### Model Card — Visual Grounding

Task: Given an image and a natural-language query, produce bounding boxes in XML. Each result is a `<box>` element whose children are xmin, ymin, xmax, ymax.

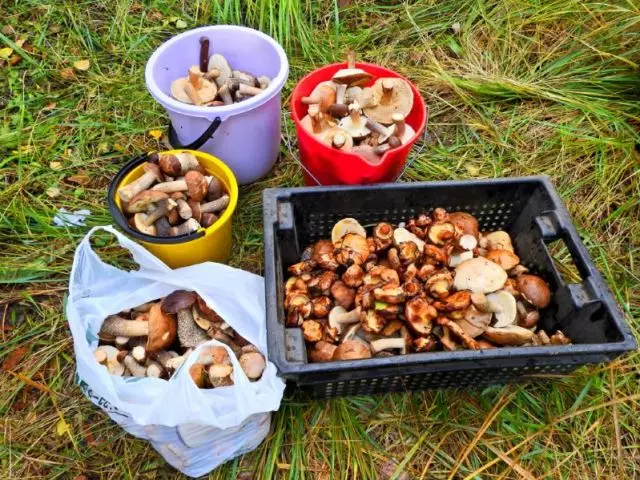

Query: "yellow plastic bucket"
<box><xmin>108</xmin><ymin>149</ymin><xmax>238</xmax><ymax>268</ymax></box>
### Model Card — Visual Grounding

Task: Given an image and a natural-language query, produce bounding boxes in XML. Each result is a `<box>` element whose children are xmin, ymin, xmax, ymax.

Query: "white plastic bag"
<box><xmin>67</xmin><ymin>226</ymin><xmax>285</xmax><ymax>477</ymax></box>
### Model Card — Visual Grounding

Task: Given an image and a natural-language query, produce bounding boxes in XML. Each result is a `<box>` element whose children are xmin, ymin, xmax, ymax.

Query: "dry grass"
<box><xmin>1</xmin><ymin>0</ymin><xmax>639</xmax><ymax>478</ymax></box>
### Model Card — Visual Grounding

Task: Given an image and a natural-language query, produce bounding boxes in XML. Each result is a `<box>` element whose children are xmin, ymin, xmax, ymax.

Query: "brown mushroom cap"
<box><xmin>335</xmin><ymin>233</ymin><xmax>369</xmax><ymax>266</ymax></box>
<box><xmin>486</xmin><ymin>249</ymin><xmax>520</xmax><ymax>271</ymax></box>
<box><xmin>185</xmin><ymin>171</ymin><xmax>207</xmax><ymax>202</ymax></box>
<box><xmin>448</xmin><ymin>212</ymin><xmax>479</xmax><ymax>239</ymax></box>
<box><xmin>363</xmin><ymin>78</ymin><xmax>413</xmax><ymax>125</ymax></box>
<box><xmin>159</xmin><ymin>154</ymin><xmax>182</xmax><ymax>177</ymax></box>
<box><xmin>333</xmin><ymin>339</ymin><xmax>372</xmax><ymax>361</ymax></box>
<box><xmin>200</xmin><ymin>212</ymin><xmax>217</xmax><ymax>228</ymax></box>
<box><xmin>128</xmin><ymin>190</ymin><xmax>169</xmax><ymax>213</ymax></box>
<box><xmin>516</xmin><ymin>274</ymin><xmax>551</xmax><ymax>308</ymax></box>
<box><xmin>162</xmin><ymin>290</ymin><xmax>198</xmax><ymax>314</ymax></box>
<box><xmin>453</xmin><ymin>305</ymin><xmax>492</xmax><ymax>338</ymax></box>
<box><xmin>483</xmin><ymin>325</ymin><xmax>534</xmax><ymax>346</ymax></box>
<box><xmin>147</xmin><ymin>303</ymin><xmax>177</xmax><ymax>352</ymax></box>
<box><xmin>332</xmin><ymin>68</ymin><xmax>372</xmax><ymax>86</ymax></box>
<box><xmin>405</xmin><ymin>297</ymin><xmax>437</xmax><ymax>335</ymax></box>
<box><xmin>308</xmin><ymin>341</ymin><xmax>338</xmax><ymax>363</ymax></box>
<box><xmin>188</xmin><ymin>200</ymin><xmax>202</xmax><ymax>223</ymax></box>
<box><xmin>312</xmin><ymin>239</ymin><xmax>339</xmax><ymax>271</ymax></box>
<box><xmin>239</xmin><ymin>351</ymin><xmax>266</xmax><ymax>380</ymax></box>
<box><xmin>302</xmin><ymin>319</ymin><xmax>324</xmax><ymax>343</ymax></box>
<box><xmin>143</xmin><ymin>162</ymin><xmax>164</xmax><ymax>182</ymax></box>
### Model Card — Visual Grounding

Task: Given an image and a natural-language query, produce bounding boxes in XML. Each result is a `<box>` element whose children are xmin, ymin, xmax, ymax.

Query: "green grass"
<box><xmin>1</xmin><ymin>0</ymin><xmax>639</xmax><ymax>478</ymax></box>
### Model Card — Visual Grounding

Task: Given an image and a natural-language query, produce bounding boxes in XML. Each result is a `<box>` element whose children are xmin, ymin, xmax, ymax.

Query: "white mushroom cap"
<box><xmin>486</xmin><ymin>290</ymin><xmax>517</xmax><ymax>327</ymax></box>
<box><xmin>484</xmin><ymin>231</ymin><xmax>514</xmax><ymax>252</ymax></box>
<box><xmin>449</xmin><ymin>250</ymin><xmax>473</xmax><ymax>268</ymax></box>
<box><xmin>392</xmin><ymin>227</ymin><xmax>426</xmax><ymax>252</ymax></box>
<box><xmin>454</xmin><ymin>257</ymin><xmax>508</xmax><ymax>294</ymax></box>
<box><xmin>331</xmin><ymin>218</ymin><xmax>366</xmax><ymax>245</ymax></box>
<box><xmin>133</xmin><ymin>213</ymin><xmax>157</xmax><ymax>236</ymax></box>
<box><xmin>208</xmin><ymin>53</ymin><xmax>232</xmax><ymax>83</ymax></box>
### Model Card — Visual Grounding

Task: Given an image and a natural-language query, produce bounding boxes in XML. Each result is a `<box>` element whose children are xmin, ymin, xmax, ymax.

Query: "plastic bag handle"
<box><xmin>168</xmin><ymin>117</ymin><xmax>222</xmax><ymax>151</ymax></box>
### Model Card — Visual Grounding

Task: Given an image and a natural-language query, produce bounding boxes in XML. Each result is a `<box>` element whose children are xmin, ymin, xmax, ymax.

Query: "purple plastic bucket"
<box><xmin>145</xmin><ymin>26</ymin><xmax>289</xmax><ymax>185</ymax></box>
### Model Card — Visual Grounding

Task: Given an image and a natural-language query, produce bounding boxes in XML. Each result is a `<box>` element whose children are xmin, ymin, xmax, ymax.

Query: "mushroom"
<box><xmin>433</xmin><ymin>291</ymin><xmax>472</xmax><ymax>312</ymax></box>
<box><xmin>476</xmin><ymin>339</ymin><xmax>497</xmax><ymax>349</ymax></box>
<box><xmin>168</xmin><ymin>218</ymin><xmax>201</xmax><ymax>237</ymax></box>
<box><xmin>118</xmin><ymin>163</ymin><xmax>163</xmax><ymax>202</ymax></box>
<box><xmin>381</xmin><ymin>319</ymin><xmax>404</xmax><ymax>336</ymax></box>
<box><xmin>470</xmin><ymin>292</ymin><xmax>491</xmax><ymax>313</ymax></box>
<box><xmin>208</xmin><ymin>53</ymin><xmax>232</xmax><ymax>85</ymax></box>
<box><xmin>131</xmin><ymin>345</ymin><xmax>147</xmax><ymax>364</ymax></box>
<box><xmin>392</xmin><ymin>227</ymin><xmax>426</xmax><ymax>251</ymax></box>
<box><xmin>127</xmin><ymin>190</ymin><xmax>169</xmax><ymax>213</ymax></box>
<box><xmin>311</xmin><ymin>296</ymin><xmax>332</xmax><ymax>318</ymax></box>
<box><xmin>484</xmin><ymin>231</ymin><xmax>514</xmax><ymax>252</ymax></box>
<box><xmin>372</xmin><ymin>222</ymin><xmax>394</xmax><ymax>251</ymax></box>
<box><xmin>286</xmin><ymin>294</ymin><xmax>313</xmax><ymax>319</ymax></box>
<box><xmin>365</xmin><ymin>118</ymin><xmax>393</xmax><ymax>144</ymax></box>
<box><xmin>550</xmin><ymin>330</ymin><xmax>571</xmax><ymax>345</ymax></box>
<box><xmin>486</xmin><ymin>249</ymin><xmax>520</xmax><ymax>271</ymax></box>
<box><xmin>239</xmin><ymin>351</ymin><xmax>266</xmax><ymax>380</ymax></box>
<box><xmin>302</xmin><ymin>319</ymin><xmax>323</xmax><ymax>343</ymax></box>
<box><xmin>189</xmin><ymin>363</ymin><xmax>209</xmax><ymax>388</ymax></box>
<box><xmin>331</xmin><ymin>218</ymin><xmax>367</xmax><ymax>246</ymax></box>
<box><xmin>414</xmin><ymin>335</ymin><xmax>438</xmax><ymax>352</ymax></box>
<box><xmin>176</xmin><ymin>198</ymin><xmax>192</xmax><ymax>219</ymax></box>
<box><xmin>312</xmin><ymin>239</ymin><xmax>339</xmax><ymax>271</ymax></box>
<box><xmin>208</xmin><ymin>363</ymin><xmax>234</xmax><ymax>387</ymax></box>
<box><xmin>301</xmin><ymin>82</ymin><xmax>336</xmax><ymax>114</ymax></box>
<box><xmin>137</xmin><ymin>199</ymin><xmax>177</xmax><ymax>229</ymax></box>
<box><xmin>237</xmin><ymin>83</ymin><xmax>264</xmax><ymax>97</ymax></box>
<box><xmin>516</xmin><ymin>275</ymin><xmax>551</xmax><ymax>309</ymax></box>
<box><xmin>232</xmin><ymin>70</ymin><xmax>259</xmax><ymax>87</ymax></box>
<box><xmin>391</xmin><ymin>113</ymin><xmax>416</xmax><ymax>144</ymax></box>
<box><xmin>342</xmin><ymin>264</ymin><xmax>364</xmax><ymax>288</ymax></box>
<box><xmin>301</xmin><ymin>104</ymin><xmax>328</xmax><ymax>135</ymax></box>
<box><xmin>486</xmin><ymin>290</ymin><xmax>517</xmax><ymax>327</ymax></box>
<box><xmin>332</xmin><ymin>339</ymin><xmax>372</xmax><ymax>360</ymax></box>
<box><xmin>217</xmin><ymin>83</ymin><xmax>234</xmax><ymax>105</ymax></box>
<box><xmin>153</xmin><ymin>350</ymin><xmax>179</xmax><ymax>370</ymax></box>
<box><xmin>483</xmin><ymin>325</ymin><xmax>534</xmax><ymax>346</ymax></box>
<box><xmin>197</xmin><ymin>194</ymin><xmax>230</xmax><ymax>217</ymax></box>
<box><xmin>207</xmin><ymin>176</ymin><xmax>224</xmax><ymax>201</ymax></box>
<box><xmin>321</xmin><ymin>127</ymin><xmax>354</xmax><ymax>150</ymax></box>
<box><xmin>171</xmin><ymin>67</ymin><xmax>217</xmax><ymax>105</ymax></box>
<box><xmin>360</xmin><ymin>309</ymin><xmax>386</xmax><ymax>333</ymax></box>
<box><xmin>428</xmin><ymin>222</ymin><xmax>457</xmax><ymax>246</ymax></box>
<box><xmin>448</xmin><ymin>250</ymin><xmax>473</xmax><ymax>268</ymax></box>
<box><xmin>425</xmin><ymin>270</ymin><xmax>453</xmax><ymax>299</ymax></box>
<box><xmin>94</xmin><ymin>346</ymin><xmax>125</xmax><ymax>376</ymax></box>
<box><xmin>151</xmin><ymin>170</ymin><xmax>207</xmax><ymax>200</ymax></box>
<box><xmin>338</xmin><ymin>102</ymin><xmax>371</xmax><ymax>140</ymax></box>
<box><xmin>518</xmin><ymin>309</ymin><xmax>540</xmax><ymax>329</ymax></box>
<box><xmin>123</xmin><ymin>354</ymin><xmax>147</xmax><ymax>377</ymax></box>
<box><xmin>114</xmin><ymin>336</ymin><xmax>129</xmax><ymax>349</ymax></box>
<box><xmin>288</xmin><ymin>260</ymin><xmax>317</xmax><ymax>276</ymax></box>
<box><xmin>200</xmin><ymin>212</ymin><xmax>218</xmax><ymax>228</ymax></box>
<box><xmin>374</xmin><ymin>301</ymin><xmax>403</xmax><ymax>319</ymax></box>
<box><xmin>373</xmin><ymin>285</ymin><xmax>406</xmax><ymax>304</ymax></box>
<box><xmin>99</xmin><ymin>304</ymin><xmax>176</xmax><ymax>352</ymax></box>
<box><xmin>453</xmin><ymin>257</ymin><xmax>508</xmax><ymax>293</ymax></box>
<box><xmin>192</xmin><ymin>305</ymin><xmax>213</xmax><ymax>330</ymax></box>
<box><xmin>370</xmin><ymin>328</ymin><xmax>411</xmax><ymax>354</ymax></box>
<box><xmin>405</xmin><ymin>297</ymin><xmax>437</xmax><ymax>335</ymax></box>
<box><xmin>436</xmin><ymin>316</ymin><xmax>480</xmax><ymax>350</ymax></box>
<box><xmin>331</xmin><ymin>50</ymin><xmax>372</xmax><ymax>86</ymax></box>
<box><xmin>448</xmin><ymin>212</ymin><xmax>479</xmax><ymax>239</ymax></box>
<box><xmin>363</xmin><ymin>77</ymin><xmax>413</xmax><ymax>125</ymax></box>
<box><xmin>458</xmin><ymin>234</ymin><xmax>478</xmax><ymax>251</ymax></box>
<box><xmin>328</xmin><ymin>306</ymin><xmax>360</xmax><ymax>334</ymax></box>
<box><xmin>159</xmin><ymin>152</ymin><xmax>201</xmax><ymax>177</ymax></box>
<box><xmin>308</xmin><ymin>341</ymin><xmax>337</xmax><ymax>363</ymax></box>
<box><xmin>453</xmin><ymin>306</ymin><xmax>492</xmax><ymax>338</ymax></box>
<box><xmin>335</xmin><ymin>233</ymin><xmax>369</xmax><ymax>266</ymax></box>
<box><xmin>327</xmin><ymin>84</ymin><xmax>349</xmax><ymax>118</ymax></box>
<box><xmin>397</xmin><ymin>241</ymin><xmax>419</xmax><ymax>265</ymax></box>
<box><xmin>165</xmin><ymin>349</ymin><xmax>193</xmax><ymax>371</ymax></box>
<box><xmin>162</xmin><ymin>290</ymin><xmax>208</xmax><ymax>348</ymax></box>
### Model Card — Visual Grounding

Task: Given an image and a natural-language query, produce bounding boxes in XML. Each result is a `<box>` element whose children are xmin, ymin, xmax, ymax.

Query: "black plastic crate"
<box><xmin>263</xmin><ymin>176</ymin><xmax>636</xmax><ymax>398</ymax></box>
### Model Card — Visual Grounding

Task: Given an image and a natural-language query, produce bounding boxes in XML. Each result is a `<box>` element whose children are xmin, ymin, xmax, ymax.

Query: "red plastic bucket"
<box><xmin>290</xmin><ymin>62</ymin><xmax>427</xmax><ymax>185</ymax></box>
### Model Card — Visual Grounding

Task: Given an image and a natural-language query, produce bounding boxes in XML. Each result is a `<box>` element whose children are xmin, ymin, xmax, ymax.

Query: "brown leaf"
<box><xmin>379</xmin><ymin>461</ymin><xmax>408</xmax><ymax>480</ymax></box>
<box><xmin>15</xmin><ymin>38</ymin><xmax>26</xmax><ymax>48</ymax></box>
<box><xmin>43</xmin><ymin>102</ymin><xmax>57</xmax><ymax>111</ymax></box>
<box><xmin>9</xmin><ymin>54</ymin><xmax>21</xmax><ymax>66</ymax></box>
<box><xmin>73</xmin><ymin>476</ymin><xmax>88</xmax><ymax>480</ymax></box>
<box><xmin>67</xmin><ymin>174</ymin><xmax>90</xmax><ymax>185</ymax></box>
<box><xmin>1</xmin><ymin>25</ymin><xmax>15</xmax><ymax>36</ymax></box>
<box><xmin>2</xmin><ymin>346</ymin><xmax>29</xmax><ymax>371</ymax></box>
<box><xmin>60</xmin><ymin>67</ymin><xmax>76</xmax><ymax>80</ymax></box>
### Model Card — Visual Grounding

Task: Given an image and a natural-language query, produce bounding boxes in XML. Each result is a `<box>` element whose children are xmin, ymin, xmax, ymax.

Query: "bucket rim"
<box><xmin>145</xmin><ymin>25</ymin><xmax>289</xmax><ymax>120</ymax></box>
<box><xmin>108</xmin><ymin>149</ymin><xmax>239</xmax><ymax>245</ymax></box>
<box><xmin>290</xmin><ymin>61</ymin><xmax>427</xmax><ymax>166</ymax></box>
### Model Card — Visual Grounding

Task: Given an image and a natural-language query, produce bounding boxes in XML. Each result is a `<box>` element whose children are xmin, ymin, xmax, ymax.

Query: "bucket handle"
<box><xmin>284</xmin><ymin>112</ymin><xmax>428</xmax><ymax>185</ymax></box>
<box><xmin>168</xmin><ymin>116</ymin><xmax>222</xmax><ymax>151</ymax></box>
<box><xmin>107</xmin><ymin>152</ymin><xmax>206</xmax><ymax>244</ymax></box>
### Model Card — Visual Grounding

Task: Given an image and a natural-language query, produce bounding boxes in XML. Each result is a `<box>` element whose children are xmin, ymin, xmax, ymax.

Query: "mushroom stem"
<box><xmin>146</xmin><ymin>360</ymin><xmax>165</xmax><ymax>378</ymax></box>
<box><xmin>124</xmin><ymin>355</ymin><xmax>147</xmax><ymax>377</ymax></box>
<box><xmin>177</xmin><ymin>308</ymin><xmax>210</xmax><ymax>347</ymax></box>
<box><xmin>165</xmin><ymin>349</ymin><xmax>193</xmax><ymax>371</ymax></box>
<box><xmin>369</xmin><ymin>337</ymin><xmax>405</xmax><ymax>353</ymax></box>
<box><xmin>233</xmin><ymin>70</ymin><xmax>258</xmax><ymax>86</ymax></box>
<box><xmin>217</xmin><ymin>83</ymin><xmax>233</xmax><ymax>105</ymax></box>
<box><xmin>308</xmin><ymin>104</ymin><xmax>323</xmax><ymax>133</ymax></box>
<box><xmin>169</xmin><ymin>218</ymin><xmax>201</xmax><ymax>236</ymax></box>
<box><xmin>114</xmin><ymin>336</ymin><xmax>129</xmax><ymax>349</ymax></box>
<box><xmin>184</xmin><ymin>82</ymin><xmax>202</xmax><ymax>105</ymax></box>
<box><xmin>152</xmin><ymin>180</ymin><xmax>188</xmax><ymax>193</ymax></box>
<box><xmin>392</xmin><ymin>113</ymin><xmax>405</xmax><ymax>137</ymax></box>
<box><xmin>335</xmin><ymin>309</ymin><xmax>360</xmax><ymax>324</ymax></box>
<box><xmin>188</xmin><ymin>67</ymin><xmax>202</xmax><ymax>88</ymax></box>
<box><xmin>176</xmin><ymin>198</ymin><xmax>192</xmax><ymax>219</ymax></box>
<box><xmin>258</xmin><ymin>76</ymin><xmax>270</xmax><ymax>89</ymax></box>
<box><xmin>142</xmin><ymin>199</ymin><xmax>176</xmax><ymax>226</ymax></box>
<box><xmin>347</xmin><ymin>49</ymin><xmax>356</xmax><ymax>69</ymax></box>
<box><xmin>365</xmin><ymin>118</ymin><xmax>392</xmax><ymax>143</ymax></box>
<box><xmin>119</xmin><ymin>171</ymin><xmax>157</xmax><ymax>202</ymax></box>
<box><xmin>238</xmin><ymin>84</ymin><xmax>263</xmax><ymax>96</ymax></box>
<box><xmin>131</xmin><ymin>345</ymin><xmax>147</xmax><ymax>364</ymax></box>
<box><xmin>155</xmin><ymin>216</ymin><xmax>171</xmax><ymax>236</ymax></box>
<box><xmin>101</xmin><ymin>316</ymin><xmax>149</xmax><ymax>337</ymax></box>
<box><xmin>349</xmin><ymin>104</ymin><xmax>362</xmax><ymax>124</ymax></box>
<box><xmin>203</xmin><ymin>69</ymin><xmax>220</xmax><ymax>81</ymax></box>
<box><xmin>374</xmin><ymin>144</ymin><xmax>391</xmax><ymax>156</ymax></box>
<box><xmin>200</xmin><ymin>194</ymin><xmax>230</xmax><ymax>214</ymax></box>
<box><xmin>332</xmin><ymin>133</ymin><xmax>347</xmax><ymax>149</ymax></box>
<box><xmin>381</xmin><ymin>78</ymin><xmax>394</xmax><ymax>105</ymax></box>
<box><xmin>153</xmin><ymin>350</ymin><xmax>179</xmax><ymax>369</ymax></box>
<box><xmin>336</xmin><ymin>84</ymin><xmax>346</xmax><ymax>105</ymax></box>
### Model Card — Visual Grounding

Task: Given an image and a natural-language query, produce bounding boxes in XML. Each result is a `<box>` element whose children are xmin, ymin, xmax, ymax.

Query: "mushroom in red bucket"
<box><xmin>363</xmin><ymin>77</ymin><xmax>413</xmax><ymax>125</ymax></box>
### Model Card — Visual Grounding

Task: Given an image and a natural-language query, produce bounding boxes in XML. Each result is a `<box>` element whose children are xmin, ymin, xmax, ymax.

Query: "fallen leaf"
<box><xmin>146</xmin><ymin>10</ymin><xmax>163</xmax><ymax>21</ymax></box>
<box><xmin>67</xmin><ymin>174</ymin><xmax>90</xmax><ymax>185</ymax></box>
<box><xmin>73</xmin><ymin>476</ymin><xmax>88</xmax><ymax>480</ymax></box>
<box><xmin>148</xmin><ymin>129</ymin><xmax>163</xmax><ymax>140</ymax></box>
<box><xmin>49</xmin><ymin>161</ymin><xmax>62</xmax><ymax>169</ymax></box>
<box><xmin>60</xmin><ymin>67</ymin><xmax>76</xmax><ymax>80</ymax></box>
<box><xmin>1</xmin><ymin>25</ymin><xmax>15</xmax><ymax>36</ymax></box>
<box><xmin>9</xmin><ymin>55</ymin><xmax>22</xmax><ymax>66</ymax></box>
<box><xmin>0</xmin><ymin>47</ymin><xmax>13</xmax><ymax>59</ymax></box>
<box><xmin>15</xmin><ymin>38</ymin><xmax>26</xmax><ymax>48</ymax></box>
<box><xmin>175</xmin><ymin>19</ymin><xmax>188</xmax><ymax>29</ymax></box>
<box><xmin>46</xmin><ymin>186</ymin><xmax>61</xmax><ymax>198</ymax></box>
<box><xmin>74</xmin><ymin>59</ymin><xmax>90</xmax><ymax>71</ymax></box>
<box><xmin>49</xmin><ymin>24</ymin><xmax>62</xmax><ymax>34</ymax></box>
<box><xmin>466</xmin><ymin>165</ymin><xmax>481</xmax><ymax>176</ymax></box>
<box><xmin>2</xmin><ymin>346</ymin><xmax>29</xmax><ymax>371</ymax></box>
<box><xmin>56</xmin><ymin>418</ymin><xmax>71</xmax><ymax>436</ymax></box>
<box><xmin>43</xmin><ymin>102</ymin><xmax>57</xmax><ymax>112</ymax></box>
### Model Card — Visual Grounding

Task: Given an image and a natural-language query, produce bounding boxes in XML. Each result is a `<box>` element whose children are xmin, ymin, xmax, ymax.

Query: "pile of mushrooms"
<box><xmin>94</xmin><ymin>291</ymin><xmax>266</xmax><ymax>388</ymax></box>
<box><xmin>170</xmin><ymin>36</ymin><xmax>271</xmax><ymax>107</ymax></box>
<box><xmin>300</xmin><ymin>51</ymin><xmax>415</xmax><ymax>162</ymax></box>
<box><xmin>284</xmin><ymin>210</ymin><xmax>572</xmax><ymax>363</ymax></box>
<box><xmin>117</xmin><ymin>151</ymin><xmax>229</xmax><ymax>237</ymax></box>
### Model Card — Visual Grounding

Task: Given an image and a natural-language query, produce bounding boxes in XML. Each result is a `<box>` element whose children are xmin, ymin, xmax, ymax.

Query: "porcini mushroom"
<box><xmin>391</xmin><ymin>113</ymin><xmax>415</xmax><ymax>144</ymax></box>
<box><xmin>301</xmin><ymin>82</ymin><xmax>336</xmax><ymax>114</ymax></box>
<box><xmin>363</xmin><ymin>77</ymin><xmax>413</xmax><ymax>125</ymax></box>
<box><xmin>94</xmin><ymin>345</ymin><xmax>125</xmax><ymax>376</ymax></box>
<box><xmin>486</xmin><ymin>290</ymin><xmax>517</xmax><ymax>327</ymax></box>
<box><xmin>118</xmin><ymin>163</ymin><xmax>163</xmax><ymax>202</ymax></box>
<box><xmin>365</xmin><ymin>118</ymin><xmax>393</xmax><ymax>144</ymax></box>
<box><xmin>99</xmin><ymin>304</ymin><xmax>177</xmax><ymax>352</ymax></box>
<box><xmin>484</xmin><ymin>231</ymin><xmax>514</xmax><ymax>252</ymax></box>
<box><xmin>453</xmin><ymin>305</ymin><xmax>492</xmax><ymax>338</ymax></box>
<box><xmin>486</xmin><ymin>249</ymin><xmax>520</xmax><ymax>271</ymax></box>
<box><xmin>189</xmin><ymin>363</ymin><xmax>209</xmax><ymax>388</ymax></box>
<box><xmin>308</xmin><ymin>341</ymin><xmax>337</xmax><ymax>363</ymax></box>
<box><xmin>168</xmin><ymin>218</ymin><xmax>201</xmax><ymax>237</ymax></box>
<box><xmin>208</xmin><ymin>53</ymin><xmax>232</xmax><ymax>85</ymax></box>
<box><xmin>448</xmin><ymin>212</ymin><xmax>479</xmax><ymax>239</ymax></box>
<box><xmin>199</xmin><ymin>194</ymin><xmax>230</xmax><ymax>214</ymax></box>
<box><xmin>239</xmin><ymin>351</ymin><xmax>266</xmax><ymax>380</ymax></box>
<box><xmin>483</xmin><ymin>325</ymin><xmax>534</xmax><ymax>346</ymax></box>
<box><xmin>328</xmin><ymin>306</ymin><xmax>360</xmax><ymax>334</ymax></box>
<box><xmin>321</xmin><ymin>127</ymin><xmax>353</xmax><ymax>150</ymax></box>
<box><xmin>127</xmin><ymin>190</ymin><xmax>169</xmax><ymax>213</ymax></box>
<box><xmin>453</xmin><ymin>257</ymin><xmax>508</xmax><ymax>294</ymax></box>
<box><xmin>162</xmin><ymin>290</ymin><xmax>208</xmax><ymax>348</ymax></box>
<box><xmin>370</xmin><ymin>328</ymin><xmax>411</xmax><ymax>354</ymax></box>
<box><xmin>208</xmin><ymin>363</ymin><xmax>234</xmax><ymax>387</ymax></box>
<box><xmin>159</xmin><ymin>152</ymin><xmax>201</xmax><ymax>177</ymax></box>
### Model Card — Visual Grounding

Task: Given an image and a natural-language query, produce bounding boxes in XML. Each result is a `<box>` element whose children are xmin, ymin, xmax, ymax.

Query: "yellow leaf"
<box><xmin>0</xmin><ymin>47</ymin><xmax>13</xmax><ymax>59</ymax></box>
<box><xmin>56</xmin><ymin>418</ymin><xmax>71</xmax><ymax>436</ymax></box>
<box><xmin>74</xmin><ymin>59</ymin><xmax>90</xmax><ymax>71</ymax></box>
<box><xmin>149</xmin><ymin>129</ymin><xmax>163</xmax><ymax>140</ymax></box>
<box><xmin>49</xmin><ymin>161</ymin><xmax>62</xmax><ymax>170</ymax></box>
<box><xmin>46</xmin><ymin>186</ymin><xmax>61</xmax><ymax>198</ymax></box>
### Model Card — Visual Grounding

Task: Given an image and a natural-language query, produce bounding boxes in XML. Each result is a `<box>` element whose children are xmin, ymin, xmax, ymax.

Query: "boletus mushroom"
<box><xmin>162</xmin><ymin>290</ymin><xmax>209</xmax><ymax>348</ymax></box>
<box><xmin>99</xmin><ymin>304</ymin><xmax>177</xmax><ymax>352</ymax></box>
<box><xmin>363</xmin><ymin>77</ymin><xmax>413</xmax><ymax>125</ymax></box>
<box><xmin>332</xmin><ymin>339</ymin><xmax>372</xmax><ymax>361</ymax></box>
<box><xmin>170</xmin><ymin>66</ymin><xmax>217</xmax><ymax>105</ymax></box>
